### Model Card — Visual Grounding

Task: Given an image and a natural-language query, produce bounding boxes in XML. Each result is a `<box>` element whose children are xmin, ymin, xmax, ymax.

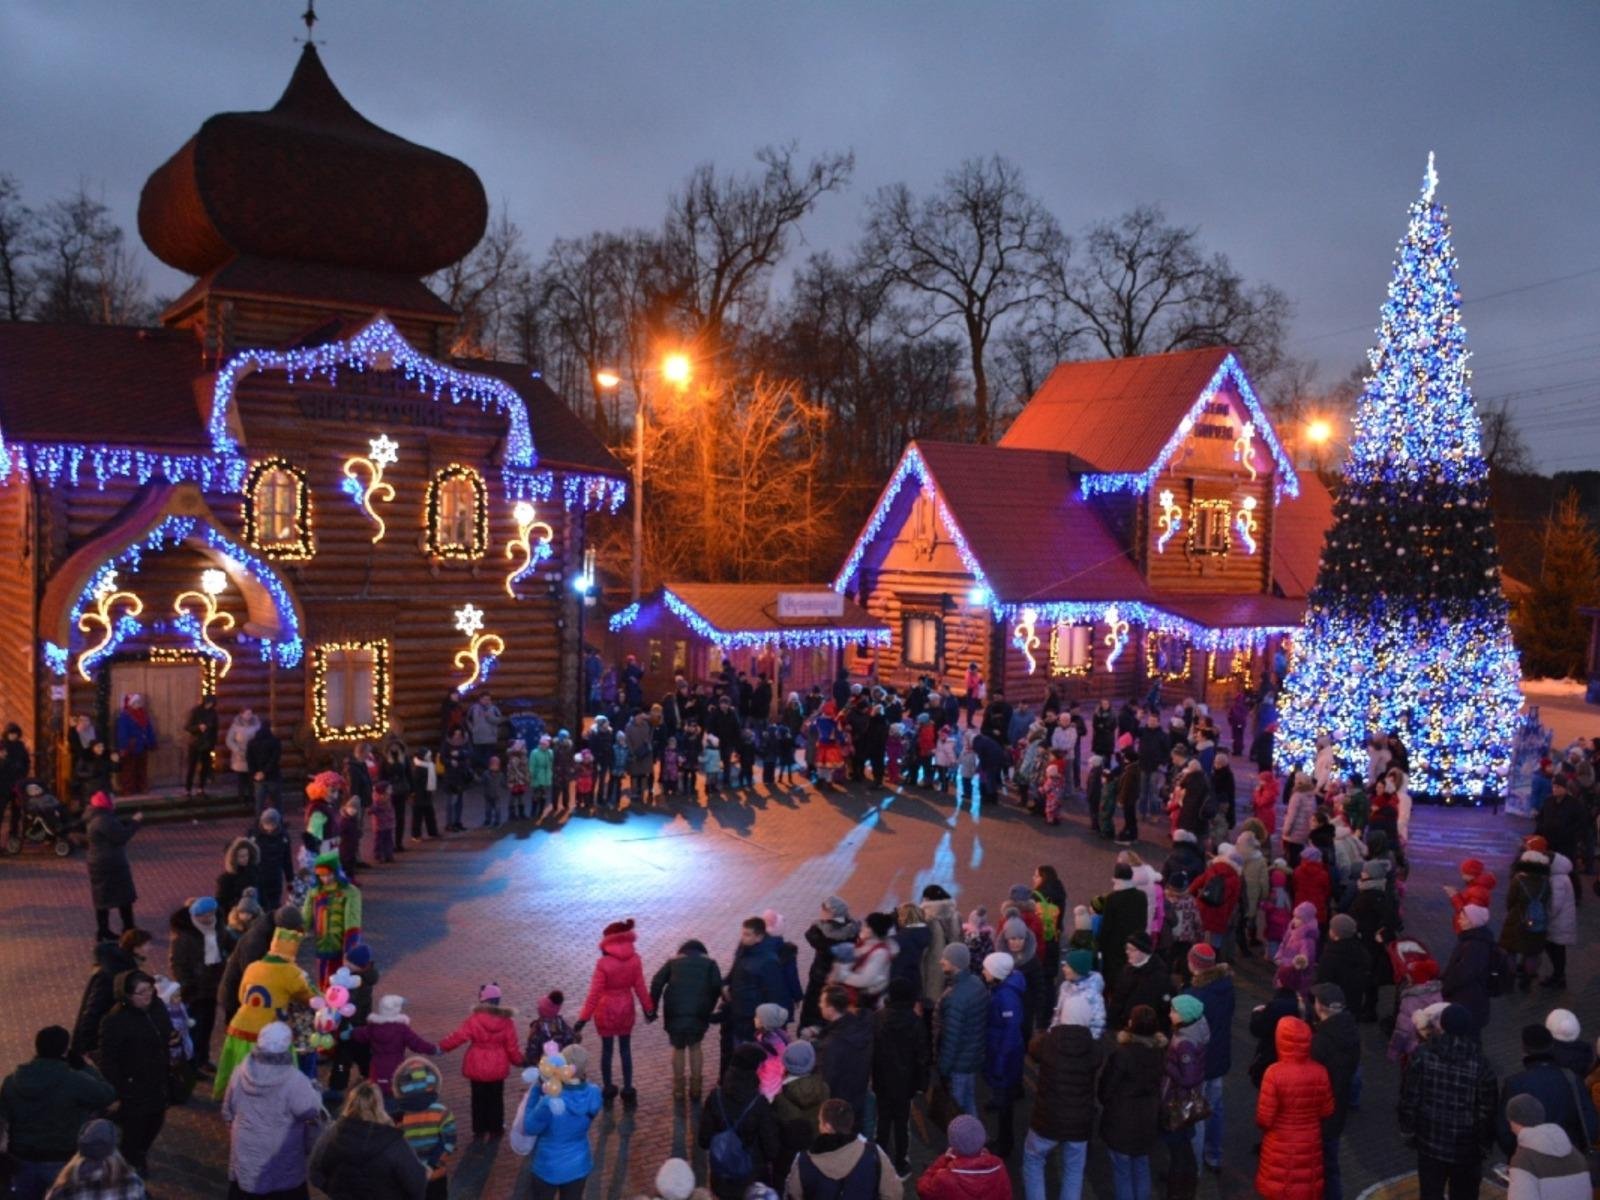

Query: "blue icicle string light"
<box><xmin>0</xmin><ymin>438</ymin><xmax>247</xmax><ymax>493</ymax></box>
<box><xmin>607</xmin><ymin>602</ymin><xmax>641</xmax><ymax>634</ymax></box>
<box><xmin>610</xmin><ymin>590</ymin><xmax>892</xmax><ymax>652</ymax></box>
<box><xmin>1276</xmin><ymin>154</ymin><xmax>1521</xmax><ymax>800</ymax></box>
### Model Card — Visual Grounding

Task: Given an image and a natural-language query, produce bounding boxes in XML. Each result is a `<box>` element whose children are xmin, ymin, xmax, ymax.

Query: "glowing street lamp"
<box><xmin>1306</xmin><ymin>418</ymin><xmax>1333</xmax><ymax>446</ymax></box>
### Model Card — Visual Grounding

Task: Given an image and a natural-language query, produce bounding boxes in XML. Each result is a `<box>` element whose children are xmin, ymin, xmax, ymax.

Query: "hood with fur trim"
<box><xmin>222</xmin><ymin>835</ymin><xmax>260</xmax><ymax>875</ymax></box>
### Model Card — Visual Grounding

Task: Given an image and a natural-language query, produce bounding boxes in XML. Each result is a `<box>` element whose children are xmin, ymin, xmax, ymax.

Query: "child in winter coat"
<box><xmin>775</xmin><ymin>724</ymin><xmax>797</xmax><ymax>785</ymax></box>
<box><xmin>505</xmin><ymin>739</ymin><xmax>530</xmax><ymax>821</ymax></box>
<box><xmin>574</xmin><ymin>749</ymin><xmax>596</xmax><ymax>808</ymax></box>
<box><xmin>964</xmin><ymin>907</ymin><xmax>997</xmax><ymax>963</ymax></box>
<box><xmin>336</xmin><ymin>799</ymin><xmax>362</xmax><ymax>881</ymax></box>
<box><xmin>1253</xmin><ymin>770</ymin><xmax>1279</xmax><ymax>838</ymax></box>
<box><xmin>701</xmin><ymin>736</ymin><xmax>722</xmax><ymax>796</ymax></box>
<box><xmin>1385</xmin><ymin>957</ymin><xmax>1444</xmax><ymax>1067</ymax></box>
<box><xmin>528</xmin><ymin>735</ymin><xmax>554</xmax><ymax>821</ymax></box>
<box><xmin>660</xmin><ymin>737</ymin><xmax>681</xmax><ymax>795</ymax></box>
<box><xmin>481</xmin><ymin>755</ymin><xmax>505</xmax><ymax>828</ymax></box>
<box><xmin>1292</xmin><ymin>847</ymin><xmax>1334</xmax><ymax>925</ymax></box>
<box><xmin>551</xmin><ymin>730</ymin><xmax>575</xmax><ymax>811</ymax></box>
<box><xmin>355</xmin><ymin>994</ymin><xmax>440</xmax><ymax>1096</ymax></box>
<box><xmin>1042</xmin><ymin>763</ymin><xmax>1064</xmax><ymax>825</ymax></box>
<box><xmin>1274</xmin><ymin>902</ymin><xmax>1319</xmax><ymax>1001</ymax></box>
<box><xmin>574</xmin><ymin>918</ymin><xmax>654</xmax><ymax>1102</ymax></box>
<box><xmin>934</xmin><ymin>727</ymin><xmax>958</xmax><ymax>794</ymax></box>
<box><xmin>394</xmin><ymin>1055</ymin><xmax>458</xmax><ymax>1200</ymax></box>
<box><xmin>957</xmin><ymin>742</ymin><xmax>979</xmax><ymax>801</ymax></box>
<box><xmin>753</xmin><ymin>1002</ymin><xmax>793</xmax><ymax>1099</ymax></box>
<box><xmin>1052</xmin><ymin>948</ymin><xmax>1107</xmax><ymax>1039</ymax></box>
<box><xmin>438</xmin><ymin>983</ymin><xmax>525</xmax><ymax>1140</ymax></box>
<box><xmin>1065</xmin><ymin>905</ymin><xmax>1098</xmax><ymax>962</ymax></box>
<box><xmin>370</xmin><ymin>783</ymin><xmax>397</xmax><ymax>863</ymax></box>
<box><xmin>885</xmin><ymin>724</ymin><xmax>907</xmax><ymax>787</ymax></box>
<box><xmin>1261</xmin><ymin>860</ymin><xmax>1293</xmax><ymax>958</ymax></box>
<box><xmin>525</xmin><ymin>990</ymin><xmax>576</xmax><ymax>1065</ymax></box>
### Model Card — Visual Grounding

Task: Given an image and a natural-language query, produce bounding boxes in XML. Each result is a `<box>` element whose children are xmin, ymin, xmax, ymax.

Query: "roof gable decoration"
<box><xmin>832</xmin><ymin>445</ymin><xmax>997</xmax><ymax>604</ymax></box>
<box><xmin>610</xmin><ymin>587</ymin><xmax>892</xmax><ymax>651</ymax></box>
<box><xmin>1077</xmin><ymin>353</ymin><xmax>1300</xmax><ymax>502</ymax></box>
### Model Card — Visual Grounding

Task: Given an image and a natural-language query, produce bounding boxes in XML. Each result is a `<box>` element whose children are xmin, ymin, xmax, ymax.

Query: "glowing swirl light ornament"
<box><xmin>342</xmin><ymin>434</ymin><xmax>398</xmax><ymax>543</ymax></box>
<box><xmin>1234</xmin><ymin>421</ymin><xmax>1258</xmax><ymax>482</ymax></box>
<box><xmin>76</xmin><ymin>571</ymin><xmax>144</xmax><ymax>682</ymax></box>
<box><xmin>174</xmin><ymin>568</ymin><xmax>237</xmax><ymax>678</ymax></box>
<box><xmin>452</xmin><ymin>603</ymin><xmax>505</xmax><ymax>694</ymax></box>
<box><xmin>1012</xmin><ymin>607</ymin><xmax>1041</xmax><ymax>675</ymax></box>
<box><xmin>1102</xmin><ymin>606</ymin><xmax>1130</xmax><ymax>671</ymax></box>
<box><xmin>1155</xmin><ymin>489</ymin><xmax>1183</xmax><ymax>554</ymax></box>
<box><xmin>1235</xmin><ymin>495</ymin><xmax>1259</xmax><ymax>555</ymax></box>
<box><xmin>504</xmin><ymin>500</ymin><xmax>554</xmax><ymax>598</ymax></box>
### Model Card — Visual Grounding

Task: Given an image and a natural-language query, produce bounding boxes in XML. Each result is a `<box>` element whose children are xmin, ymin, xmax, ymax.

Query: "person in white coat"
<box><xmin>1504</xmin><ymin>1093</ymin><xmax>1591</xmax><ymax>1200</ymax></box>
<box><xmin>1544</xmin><ymin>853</ymin><xmax>1578</xmax><ymax>989</ymax></box>
<box><xmin>225</xmin><ymin>709</ymin><xmax>261</xmax><ymax>805</ymax></box>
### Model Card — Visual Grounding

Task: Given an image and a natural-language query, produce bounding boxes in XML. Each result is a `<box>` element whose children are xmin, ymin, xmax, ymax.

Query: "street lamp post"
<box><xmin>597</xmin><ymin>355</ymin><xmax>691</xmax><ymax>602</ymax></box>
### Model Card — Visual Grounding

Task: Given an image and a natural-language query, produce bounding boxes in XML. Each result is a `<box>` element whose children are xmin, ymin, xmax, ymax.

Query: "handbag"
<box><xmin>1160</xmin><ymin>1086</ymin><xmax>1212</xmax><ymax>1132</ymax></box>
<box><xmin>508</xmin><ymin>1085</ymin><xmax>539</xmax><ymax>1157</ymax></box>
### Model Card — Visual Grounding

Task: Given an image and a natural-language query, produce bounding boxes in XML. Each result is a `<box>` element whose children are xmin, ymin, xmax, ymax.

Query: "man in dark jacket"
<box><xmin>1181</xmin><ymin>945</ymin><xmax>1235</xmax><ymax>1173</ymax></box>
<box><xmin>1310</xmin><ymin>984</ymin><xmax>1362</xmax><ymax>1200</ymax></box>
<box><xmin>1172</xmin><ymin>751</ymin><xmax>1211</xmax><ymax>838</ymax></box>
<box><xmin>1536</xmin><ymin>778</ymin><xmax>1587</xmax><ymax>862</ymax></box>
<box><xmin>1440</xmin><ymin>907</ymin><xmax>1496</xmax><ymax>1032</ymax></box>
<box><xmin>872</xmin><ymin>978</ymin><xmax>929</xmax><ymax>1177</ymax></box>
<box><xmin>1398</xmin><ymin>1003</ymin><xmax>1498</xmax><ymax>1199</ymax></box>
<box><xmin>248</xmin><ymin>807</ymin><xmax>295</xmax><ymax>912</ymax></box>
<box><xmin>0</xmin><ymin>1024</ymin><xmax>117</xmax><ymax>1196</ymax></box>
<box><xmin>245</xmin><ymin>719</ymin><xmax>283</xmax><ymax>814</ymax></box>
<box><xmin>934</xmin><ymin>944</ymin><xmax>987</xmax><ymax>1117</ymax></box>
<box><xmin>1316</xmin><ymin>915</ymin><xmax>1372</xmax><ymax>1027</ymax></box>
<box><xmin>980</xmin><ymin>692</ymin><xmax>1013</xmax><ymax>746</ymax></box>
<box><xmin>727</xmin><ymin>917</ymin><xmax>788</xmax><ymax>1045</ymax></box>
<box><xmin>1106</xmin><ymin>933</ymin><xmax>1170</xmax><ymax>1036</ymax></box>
<box><xmin>1098</xmin><ymin>865</ymin><xmax>1149</xmax><ymax>989</ymax></box>
<box><xmin>1136</xmin><ymin>714</ymin><xmax>1170</xmax><ymax>817</ymax></box>
<box><xmin>1024</xmin><ymin>993</ymin><xmax>1104</xmax><ymax>1200</ymax></box>
<box><xmin>651</xmin><ymin>939</ymin><xmax>724</xmax><ymax>1100</ymax></box>
<box><xmin>1495</xmin><ymin>1023</ymin><xmax>1600</xmax><ymax>1157</ymax></box>
<box><xmin>70</xmin><ymin>936</ymin><xmax>139</xmax><ymax>1063</ymax></box>
<box><xmin>184</xmin><ymin>693</ymin><xmax>219</xmax><ymax>798</ymax></box>
<box><xmin>813</xmin><ymin>986</ymin><xmax>873</xmax><ymax>1116</ymax></box>
<box><xmin>97</xmin><ymin>969</ymin><xmax>176</xmax><ymax>1173</ymax></box>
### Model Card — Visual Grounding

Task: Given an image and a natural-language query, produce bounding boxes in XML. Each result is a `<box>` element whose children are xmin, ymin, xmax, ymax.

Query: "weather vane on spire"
<box><xmin>1422</xmin><ymin>150</ymin><xmax>1438</xmax><ymax>204</ymax></box>
<box><xmin>298</xmin><ymin>0</ymin><xmax>321</xmax><ymax>44</ymax></box>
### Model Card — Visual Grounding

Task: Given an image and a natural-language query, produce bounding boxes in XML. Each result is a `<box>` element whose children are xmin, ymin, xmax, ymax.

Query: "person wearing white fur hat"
<box><xmin>1546</xmin><ymin>1009</ymin><xmax>1596</xmax><ymax>1079</ymax></box>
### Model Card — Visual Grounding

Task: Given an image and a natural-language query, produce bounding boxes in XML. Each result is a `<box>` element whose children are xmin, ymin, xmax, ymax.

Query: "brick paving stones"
<box><xmin>0</xmin><ymin>781</ymin><xmax>1567</xmax><ymax>1198</ymax></box>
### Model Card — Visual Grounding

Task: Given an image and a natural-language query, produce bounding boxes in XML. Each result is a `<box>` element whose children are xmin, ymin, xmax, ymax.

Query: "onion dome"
<box><xmin>138</xmin><ymin>45</ymin><xmax>487</xmax><ymax>277</ymax></box>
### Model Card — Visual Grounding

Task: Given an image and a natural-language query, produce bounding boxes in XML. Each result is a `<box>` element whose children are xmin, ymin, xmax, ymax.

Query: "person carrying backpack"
<box><xmin>700</xmin><ymin>1042</ymin><xmax>782</xmax><ymax>1200</ymax></box>
<box><xmin>784</xmin><ymin>1098</ymin><xmax>901</xmax><ymax>1200</ymax></box>
<box><xmin>1498</xmin><ymin>849</ymin><xmax>1553</xmax><ymax>993</ymax></box>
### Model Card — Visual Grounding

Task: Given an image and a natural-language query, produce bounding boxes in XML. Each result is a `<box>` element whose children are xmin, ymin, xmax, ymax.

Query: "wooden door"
<box><xmin>109</xmin><ymin>660</ymin><xmax>201</xmax><ymax>789</ymax></box>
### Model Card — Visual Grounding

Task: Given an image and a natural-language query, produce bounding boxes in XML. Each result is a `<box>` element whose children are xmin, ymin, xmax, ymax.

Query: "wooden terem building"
<box><xmin>834</xmin><ymin>348</ymin><xmax>1336</xmax><ymax>707</ymax></box>
<box><xmin>0</xmin><ymin>46</ymin><xmax>625</xmax><ymax>791</ymax></box>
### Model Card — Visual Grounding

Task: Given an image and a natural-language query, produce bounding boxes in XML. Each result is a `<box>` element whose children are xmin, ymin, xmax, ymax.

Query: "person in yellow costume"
<box><xmin>212</xmin><ymin>923</ymin><xmax>315</xmax><ymax>1098</ymax></box>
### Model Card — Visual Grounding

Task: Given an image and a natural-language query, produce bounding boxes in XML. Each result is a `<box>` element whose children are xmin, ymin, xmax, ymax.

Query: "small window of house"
<box><xmin>245</xmin><ymin>459</ymin><xmax>312</xmax><ymax>558</ymax></box>
<box><xmin>427</xmin><ymin>467</ymin><xmax>487</xmax><ymax>559</ymax></box>
<box><xmin>313</xmin><ymin>642</ymin><xmax>389</xmax><ymax>739</ymax></box>
<box><xmin>1189</xmin><ymin>500</ymin><xmax>1232</xmax><ymax>556</ymax></box>
<box><xmin>903</xmin><ymin>613</ymin><xmax>942</xmax><ymax>669</ymax></box>
<box><xmin>1050</xmin><ymin>622</ymin><xmax>1093</xmax><ymax>676</ymax></box>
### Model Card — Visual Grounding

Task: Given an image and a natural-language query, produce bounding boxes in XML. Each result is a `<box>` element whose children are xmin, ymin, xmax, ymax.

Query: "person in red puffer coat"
<box><xmin>1255</xmin><ymin>1016</ymin><xmax>1334</xmax><ymax>1200</ymax></box>
<box><xmin>916</xmin><ymin>1113</ymin><xmax>1011</xmax><ymax>1200</ymax></box>
<box><xmin>1291</xmin><ymin>848</ymin><xmax>1334</xmax><ymax>926</ymax></box>
<box><xmin>574</xmin><ymin>917</ymin><xmax>655</xmax><ymax>1105</ymax></box>
<box><xmin>1187</xmin><ymin>851</ymin><xmax>1243</xmax><ymax>959</ymax></box>
<box><xmin>438</xmin><ymin>982</ymin><xmax>523</xmax><ymax>1141</ymax></box>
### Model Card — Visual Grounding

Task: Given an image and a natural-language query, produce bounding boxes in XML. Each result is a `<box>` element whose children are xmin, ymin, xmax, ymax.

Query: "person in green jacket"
<box><xmin>649</xmin><ymin>939</ymin><xmax>724</xmax><ymax>1103</ymax></box>
<box><xmin>0</xmin><ymin>1025</ymin><xmax>117</xmax><ymax>1200</ymax></box>
<box><xmin>529</xmin><ymin>735</ymin><xmax>555</xmax><ymax>822</ymax></box>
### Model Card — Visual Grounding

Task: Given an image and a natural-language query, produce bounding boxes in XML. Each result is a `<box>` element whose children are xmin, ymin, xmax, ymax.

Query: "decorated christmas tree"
<box><xmin>1277</xmin><ymin>154</ymin><xmax>1522</xmax><ymax>799</ymax></box>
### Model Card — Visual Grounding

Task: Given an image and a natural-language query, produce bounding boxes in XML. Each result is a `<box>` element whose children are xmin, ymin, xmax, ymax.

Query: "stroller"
<box><xmin>1385</xmin><ymin>934</ymin><xmax>1435</xmax><ymax>987</ymax></box>
<box><xmin>5</xmin><ymin>779</ymin><xmax>75</xmax><ymax>857</ymax></box>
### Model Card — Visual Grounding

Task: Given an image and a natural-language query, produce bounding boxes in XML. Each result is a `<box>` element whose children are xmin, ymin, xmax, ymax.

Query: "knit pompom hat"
<box><xmin>538</xmin><ymin>990</ymin><xmax>564</xmax><ymax>1020</ymax></box>
<box><xmin>948</xmin><ymin>1115</ymin><xmax>987</xmax><ymax>1157</ymax></box>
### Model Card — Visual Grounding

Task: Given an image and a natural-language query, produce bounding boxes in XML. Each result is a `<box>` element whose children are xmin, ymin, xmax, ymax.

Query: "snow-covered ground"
<box><xmin>1523</xmin><ymin>677</ymin><xmax>1598</xmax><ymax>749</ymax></box>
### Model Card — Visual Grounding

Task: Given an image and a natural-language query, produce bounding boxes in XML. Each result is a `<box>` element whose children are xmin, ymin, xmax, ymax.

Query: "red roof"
<box><xmin>139</xmin><ymin>45</ymin><xmax>486</xmax><ymax>277</ymax></box>
<box><xmin>1158</xmin><ymin>594</ymin><xmax>1308</xmax><ymax>630</ymax></box>
<box><xmin>164</xmin><ymin>256</ymin><xmax>458</xmax><ymax>321</ymax></box>
<box><xmin>664</xmin><ymin>583</ymin><xmax>883</xmax><ymax>635</ymax></box>
<box><xmin>913</xmin><ymin>441</ymin><xmax>1153</xmax><ymax>604</ymax></box>
<box><xmin>0</xmin><ymin>323</ymin><xmax>207</xmax><ymax>446</ymax></box>
<box><xmin>999</xmin><ymin>346</ymin><xmax>1234</xmax><ymax>473</ymax></box>
<box><xmin>1270</xmin><ymin>473</ymin><xmax>1336</xmax><ymax>598</ymax></box>
<box><xmin>469</xmin><ymin>362</ymin><xmax>627</xmax><ymax>477</ymax></box>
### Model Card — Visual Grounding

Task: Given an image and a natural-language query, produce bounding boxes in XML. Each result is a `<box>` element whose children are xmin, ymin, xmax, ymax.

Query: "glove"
<box><xmin>644</xmin><ymin>1010</ymin><xmax>658</xmax><ymax>1024</ymax></box>
<box><xmin>572</xmin><ymin>1019</ymin><xmax>587</xmax><ymax>1037</ymax></box>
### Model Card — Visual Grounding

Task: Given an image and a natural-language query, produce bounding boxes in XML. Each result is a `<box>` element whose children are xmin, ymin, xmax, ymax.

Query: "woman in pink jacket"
<box><xmin>438</xmin><ymin>982</ymin><xmax>523</xmax><ymax>1141</ymax></box>
<box><xmin>574</xmin><ymin>917</ymin><xmax>655</xmax><ymax>1104</ymax></box>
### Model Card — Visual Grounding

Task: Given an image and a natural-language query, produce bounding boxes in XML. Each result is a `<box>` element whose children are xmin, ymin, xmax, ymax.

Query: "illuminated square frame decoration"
<box><xmin>1145</xmin><ymin>630</ymin><xmax>1192</xmax><ymax>682</ymax></box>
<box><xmin>1185</xmin><ymin>499</ymin><xmax>1233</xmax><ymax>559</ymax></box>
<box><xmin>311</xmin><ymin>640</ymin><xmax>391</xmax><ymax>741</ymax></box>
<box><xmin>425</xmin><ymin>464</ymin><xmax>489</xmax><ymax>561</ymax></box>
<box><xmin>1207</xmin><ymin>647</ymin><xmax>1253</xmax><ymax>685</ymax></box>
<box><xmin>242</xmin><ymin>457</ymin><xmax>315</xmax><ymax>560</ymax></box>
<box><xmin>1048</xmin><ymin>620</ymin><xmax>1095</xmax><ymax>678</ymax></box>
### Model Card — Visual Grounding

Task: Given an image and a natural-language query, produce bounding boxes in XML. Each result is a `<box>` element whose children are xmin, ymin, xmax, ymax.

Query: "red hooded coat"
<box><xmin>438</xmin><ymin>1003</ymin><xmax>523</xmax><ymax>1083</ymax></box>
<box><xmin>1255</xmin><ymin>1017</ymin><xmax>1334</xmax><ymax>1200</ymax></box>
<box><xmin>578</xmin><ymin>925</ymin><xmax>653</xmax><ymax>1037</ymax></box>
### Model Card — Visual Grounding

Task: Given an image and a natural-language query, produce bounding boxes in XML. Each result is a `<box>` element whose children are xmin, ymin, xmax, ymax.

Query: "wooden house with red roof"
<box><xmin>833</xmin><ymin>347</ymin><xmax>1336</xmax><ymax>706</ymax></box>
<box><xmin>0</xmin><ymin>46</ymin><xmax>625</xmax><ymax>795</ymax></box>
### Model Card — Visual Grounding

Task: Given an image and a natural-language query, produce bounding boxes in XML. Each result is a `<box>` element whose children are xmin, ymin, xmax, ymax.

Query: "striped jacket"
<box><xmin>393</xmin><ymin>1056</ymin><xmax>457</xmax><ymax>1180</ymax></box>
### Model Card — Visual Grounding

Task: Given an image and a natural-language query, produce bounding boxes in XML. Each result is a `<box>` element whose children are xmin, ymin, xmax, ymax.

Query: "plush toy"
<box><xmin>527</xmin><ymin>1040</ymin><xmax>579</xmax><ymax>1114</ymax></box>
<box><xmin>308</xmin><ymin>966</ymin><xmax>360</xmax><ymax>1054</ymax></box>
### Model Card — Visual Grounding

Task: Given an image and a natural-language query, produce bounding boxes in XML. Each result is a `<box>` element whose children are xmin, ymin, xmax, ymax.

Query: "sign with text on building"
<box><xmin>777</xmin><ymin>592</ymin><xmax>845</xmax><ymax>619</ymax></box>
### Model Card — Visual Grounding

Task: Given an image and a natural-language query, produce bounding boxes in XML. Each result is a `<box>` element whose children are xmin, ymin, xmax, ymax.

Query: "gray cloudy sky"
<box><xmin>4</xmin><ymin>2</ymin><xmax>1597</xmax><ymax>471</ymax></box>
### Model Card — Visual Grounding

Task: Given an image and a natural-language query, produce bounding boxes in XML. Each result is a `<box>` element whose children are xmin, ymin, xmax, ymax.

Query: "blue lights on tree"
<box><xmin>1277</xmin><ymin>155</ymin><xmax>1521</xmax><ymax>800</ymax></box>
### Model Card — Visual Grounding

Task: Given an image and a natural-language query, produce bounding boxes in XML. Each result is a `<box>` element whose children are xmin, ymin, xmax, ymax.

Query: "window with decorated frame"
<box><xmin>1049</xmin><ymin>621</ymin><xmax>1094</xmax><ymax>677</ymax></box>
<box><xmin>244</xmin><ymin>458</ymin><xmax>313</xmax><ymax>559</ymax></box>
<box><xmin>903</xmin><ymin>612</ymin><xmax>942</xmax><ymax>669</ymax></box>
<box><xmin>1145</xmin><ymin>631</ymin><xmax>1192</xmax><ymax>681</ymax></box>
<box><xmin>1207</xmin><ymin>647</ymin><xmax>1253</xmax><ymax>685</ymax></box>
<box><xmin>1187</xmin><ymin>499</ymin><xmax>1232</xmax><ymax>557</ymax></box>
<box><xmin>312</xmin><ymin>641</ymin><xmax>391</xmax><ymax>740</ymax></box>
<box><xmin>426</xmin><ymin>466</ymin><xmax>487</xmax><ymax>559</ymax></box>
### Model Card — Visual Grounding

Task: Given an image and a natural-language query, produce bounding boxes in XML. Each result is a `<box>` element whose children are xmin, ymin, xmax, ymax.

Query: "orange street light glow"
<box><xmin>595</xmin><ymin>369</ymin><xmax>621</xmax><ymax>390</ymax></box>
<box><xmin>661</xmin><ymin>352</ymin><xmax>691</xmax><ymax>387</ymax></box>
<box><xmin>1306</xmin><ymin>418</ymin><xmax>1333</xmax><ymax>445</ymax></box>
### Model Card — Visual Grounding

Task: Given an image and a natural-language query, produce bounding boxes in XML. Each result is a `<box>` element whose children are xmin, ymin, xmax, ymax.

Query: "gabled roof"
<box><xmin>0</xmin><ymin>323</ymin><xmax>207</xmax><ymax>446</ymax></box>
<box><xmin>913</xmin><ymin>441</ymin><xmax>1152</xmax><ymax>603</ymax></box>
<box><xmin>468</xmin><ymin>362</ymin><xmax>627</xmax><ymax>478</ymax></box>
<box><xmin>1000</xmin><ymin>347</ymin><xmax>1299</xmax><ymax>498</ymax></box>
<box><xmin>1270</xmin><ymin>473</ymin><xmax>1336</xmax><ymax>598</ymax></box>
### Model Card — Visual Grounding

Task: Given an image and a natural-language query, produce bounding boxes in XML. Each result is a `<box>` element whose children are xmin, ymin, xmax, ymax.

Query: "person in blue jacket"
<box><xmin>522</xmin><ymin>1043</ymin><xmax>604</xmax><ymax>1200</ymax></box>
<box><xmin>982</xmin><ymin>951</ymin><xmax>1026</xmax><ymax>1158</ymax></box>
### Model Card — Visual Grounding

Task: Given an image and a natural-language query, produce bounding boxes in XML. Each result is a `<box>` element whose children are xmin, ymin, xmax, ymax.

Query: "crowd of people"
<box><xmin>3</xmin><ymin>661</ymin><xmax>1600</xmax><ymax>1200</ymax></box>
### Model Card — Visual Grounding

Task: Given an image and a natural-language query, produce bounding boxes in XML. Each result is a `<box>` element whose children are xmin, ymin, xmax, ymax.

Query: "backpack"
<box><xmin>798</xmin><ymin>1138</ymin><xmax>881</xmax><ymax>1200</ymax></box>
<box><xmin>1523</xmin><ymin>880</ymin><xmax>1550</xmax><ymax>936</ymax></box>
<box><xmin>1032</xmin><ymin>891</ymin><xmax>1061</xmax><ymax>943</ymax></box>
<box><xmin>1200</xmin><ymin>872</ymin><xmax>1227</xmax><ymax>908</ymax></box>
<box><xmin>1486</xmin><ymin>944</ymin><xmax>1516</xmax><ymax>998</ymax></box>
<box><xmin>709</xmin><ymin>1092</ymin><xmax>760</xmax><ymax>1181</ymax></box>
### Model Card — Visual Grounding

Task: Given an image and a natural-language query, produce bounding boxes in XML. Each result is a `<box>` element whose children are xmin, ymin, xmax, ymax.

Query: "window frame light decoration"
<box><xmin>1207</xmin><ymin>647</ymin><xmax>1253</xmax><ymax>685</ymax></box>
<box><xmin>311</xmin><ymin>640</ymin><xmax>391</xmax><ymax>742</ymax></box>
<box><xmin>1049</xmin><ymin>620</ymin><xmax>1095</xmax><ymax>678</ymax></box>
<box><xmin>1186</xmin><ymin>499</ymin><xmax>1233</xmax><ymax>559</ymax></box>
<box><xmin>243</xmin><ymin>457</ymin><xmax>314</xmax><ymax>560</ymax></box>
<box><xmin>1146</xmin><ymin>630</ymin><xmax>1193</xmax><ymax>682</ymax></box>
<box><xmin>425</xmin><ymin>464</ymin><xmax>489</xmax><ymax>561</ymax></box>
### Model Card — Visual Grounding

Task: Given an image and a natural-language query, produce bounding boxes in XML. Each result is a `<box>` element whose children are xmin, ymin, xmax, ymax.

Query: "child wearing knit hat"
<box><xmin>1052</xmin><ymin>947</ymin><xmax>1107</xmax><ymax>1038</ymax></box>
<box><xmin>525</xmin><ymin>990</ymin><xmax>575</xmax><ymax>1066</ymax></box>
<box><xmin>438</xmin><ymin>983</ymin><xmax>525</xmax><ymax>1141</ymax></box>
<box><xmin>963</xmin><ymin>907</ymin><xmax>996</xmax><ymax>962</ymax></box>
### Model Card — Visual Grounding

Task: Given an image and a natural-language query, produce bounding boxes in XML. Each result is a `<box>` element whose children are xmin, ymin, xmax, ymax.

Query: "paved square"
<box><xmin>0</xmin><ymin>780</ymin><xmax>1568</xmax><ymax>1198</ymax></box>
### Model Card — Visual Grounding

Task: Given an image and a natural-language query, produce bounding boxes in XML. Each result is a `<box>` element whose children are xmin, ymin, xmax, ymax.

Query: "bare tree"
<box><xmin>1479</xmin><ymin>395</ymin><xmax>1534</xmax><ymax>476</ymax></box>
<box><xmin>0</xmin><ymin>174</ymin><xmax>36</xmax><ymax>321</ymax></box>
<box><xmin>1043</xmin><ymin>204</ymin><xmax>1289</xmax><ymax>372</ymax></box>
<box><xmin>30</xmin><ymin>184</ymin><xmax>148</xmax><ymax>324</ymax></box>
<box><xmin>862</xmin><ymin>156</ymin><xmax>1062</xmax><ymax>442</ymax></box>
<box><xmin>426</xmin><ymin>207</ymin><xmax>531</xmax><ymax>359</ymax></box>
<box><xmin>662</xmin><ymin>144</ymin><xmax>854</xmax><ymax>355</ymax></box>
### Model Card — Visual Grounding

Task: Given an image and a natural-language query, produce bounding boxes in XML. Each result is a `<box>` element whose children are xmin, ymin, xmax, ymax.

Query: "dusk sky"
<box><xmin>4</xmin><ymin>1</ymin><xmax>1597</xmax><ymax>471</ymax></box>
